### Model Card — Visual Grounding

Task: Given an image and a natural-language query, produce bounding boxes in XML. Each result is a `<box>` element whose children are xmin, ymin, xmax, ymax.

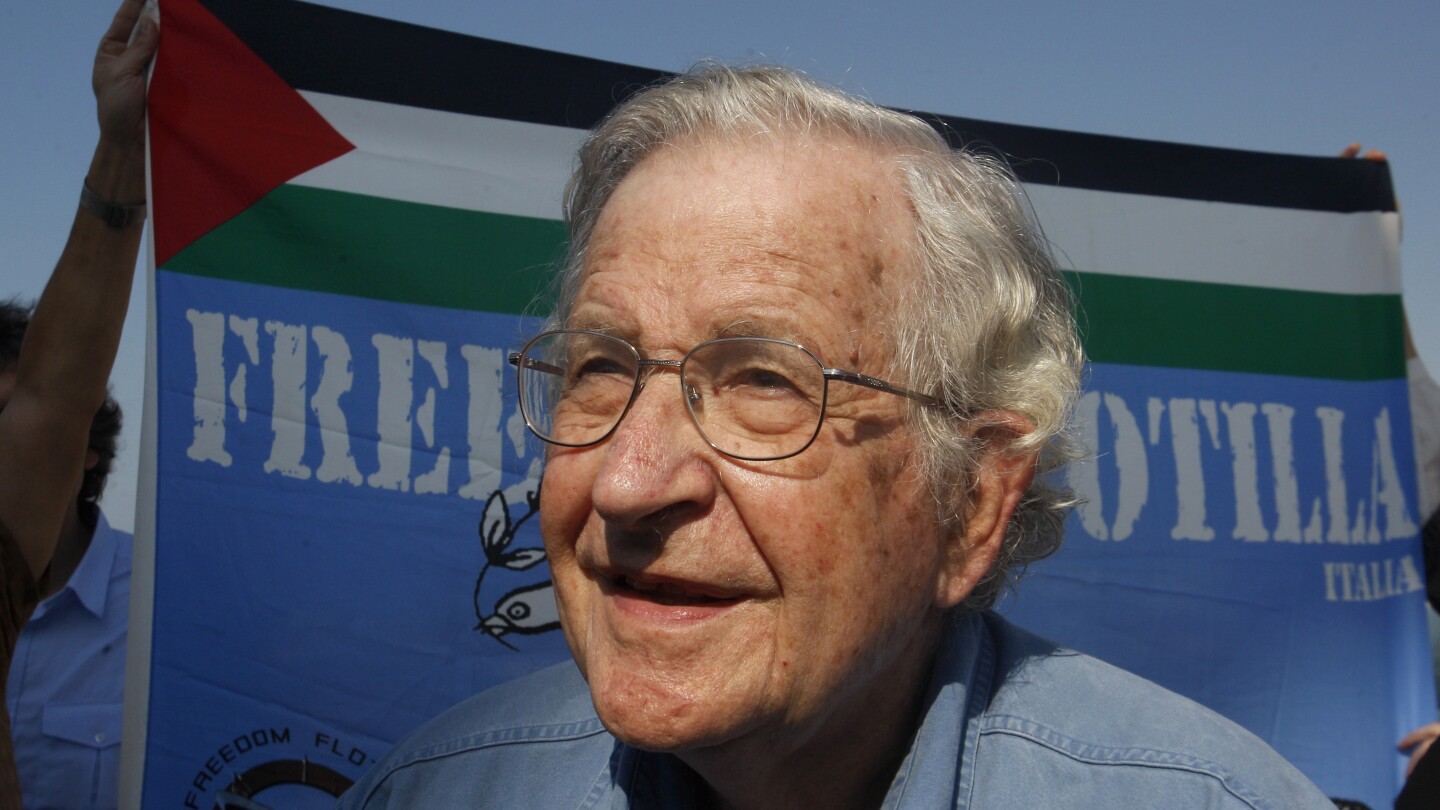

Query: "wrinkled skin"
<box><xmin>540</xmin><ymin>137</ymin><xmax>1025</xmax><ymax>809</ymax></box>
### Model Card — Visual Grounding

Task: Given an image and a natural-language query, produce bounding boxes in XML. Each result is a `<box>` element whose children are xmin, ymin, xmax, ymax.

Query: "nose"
<box><xmin>590</xmin><ymin>372</ymin><xmax>717</xmax><ymax>532</ymax></box>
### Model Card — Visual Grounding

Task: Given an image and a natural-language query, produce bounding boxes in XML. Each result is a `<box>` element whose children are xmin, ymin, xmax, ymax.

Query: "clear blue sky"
<box><xmin>4</xmin><ymin>0</ymin><xmax>1437</xmax><ymax>532</ymax></box>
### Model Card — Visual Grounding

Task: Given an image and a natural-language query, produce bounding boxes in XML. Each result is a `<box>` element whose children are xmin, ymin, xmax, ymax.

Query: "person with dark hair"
<box><xmin>1</xmin><ymin>301</ymin><xmax>132</xmax><ymax>810</ymax></box>
<box><xmin>0</xmin><ymin>1</ymin><xmax>155</xmax><ymax>807</ymax></box>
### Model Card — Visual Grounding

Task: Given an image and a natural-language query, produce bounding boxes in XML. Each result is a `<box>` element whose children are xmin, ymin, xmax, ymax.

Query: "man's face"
<box><xmin>539</xmin><ymin>138</ymin><xmax>963</xmax><ymax>759</ymax></box>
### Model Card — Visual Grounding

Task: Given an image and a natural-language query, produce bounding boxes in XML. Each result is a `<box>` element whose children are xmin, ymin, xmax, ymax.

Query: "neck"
<box><xmin>685</xmin><ymin>616</ymin><xmax>942</xmax><ymax>810</ymax></box>
<box><xmin>45</xmin><ymin>501</ymin><xmax>97</xmax><ymax>599</ymax></box>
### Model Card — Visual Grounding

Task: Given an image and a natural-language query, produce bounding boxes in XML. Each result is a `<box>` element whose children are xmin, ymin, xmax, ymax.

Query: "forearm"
<box><xmin>0</xmin><ymin>137</ymin><xmax>145</xmax><ymax>574</ymax></box>
<box><xmin>21</xmin><ymin>136</ymin><xmax>145</xmax><ymax>428</ymax></box>
<box><xmin>0</xmin><ymin>0</ymin><xmax>156</xmax><ymax>578</ymax></box>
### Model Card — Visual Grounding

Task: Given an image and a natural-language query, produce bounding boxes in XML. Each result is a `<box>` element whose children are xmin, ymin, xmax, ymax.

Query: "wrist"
<box><xmin>85</xmin><ymin>134</ymin><xmax>146</xmax><ymax>204</ymax></box>
<box><xmin>79</xmin><ymin>178</ymin><xmax>146</xmax><ymax>229</ymax></box>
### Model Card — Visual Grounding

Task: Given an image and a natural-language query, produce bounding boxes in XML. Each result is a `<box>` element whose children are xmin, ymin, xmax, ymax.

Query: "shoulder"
<box><xmin>971</xmin><ymin>613</ymin><xmax>1333</xmax><ymax>809</ymax></box>
<box><xmin>389</xmin><ymin>658</ymin><xmax>601</xmax><ymax>746</ymax></box>
<box><xmin>338</xmin><ymin>661</ymin><xmax>615</xmax><ymax>809</ymax></box>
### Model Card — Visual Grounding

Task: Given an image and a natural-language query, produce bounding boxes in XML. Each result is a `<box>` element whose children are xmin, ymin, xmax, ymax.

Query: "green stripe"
<box><xmin>162</xmin><ymin>184</ymin><xmax>565</xmax><ymax>315</ymax></box>
<box><xmin>1068</xmin><ymin>271</ymin><xmax>1405</xmax><ymax>380</ymax></box>
<box><xmin>161</xmin><ymin>186</ymin><xmax>1404</xmax><ymax>381</ymax></box>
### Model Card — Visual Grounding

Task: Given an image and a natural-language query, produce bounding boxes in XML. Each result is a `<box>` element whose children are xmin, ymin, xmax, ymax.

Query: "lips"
<box><xmin>614</xmin><ymin>574</ymin><xmax>739</xmax><ymax>606</ymax></box>
<box><xmin>596</xmin><ymin>569</ymin><xmax>747</xmax><ymax>617</ymax></box>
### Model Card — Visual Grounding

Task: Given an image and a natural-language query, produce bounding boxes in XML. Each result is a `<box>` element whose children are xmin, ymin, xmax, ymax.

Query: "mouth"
<box><xmin>603</xmin><ymin>573</ymin><xmax>743</xmax><ymax>609</ymax></box>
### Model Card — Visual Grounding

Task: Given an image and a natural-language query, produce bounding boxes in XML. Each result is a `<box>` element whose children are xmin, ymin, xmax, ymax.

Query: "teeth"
<box><xmin>618</xmin><ymin>576</ymin><xmax>722</xmax><ymax>603</ymax></box>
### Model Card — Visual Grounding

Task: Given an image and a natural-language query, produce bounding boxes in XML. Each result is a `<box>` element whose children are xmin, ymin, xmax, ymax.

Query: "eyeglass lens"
<box><xmin>517</xmin><ymin>331</ymin><xmax>827</xmax><ymax>460</ymax></box>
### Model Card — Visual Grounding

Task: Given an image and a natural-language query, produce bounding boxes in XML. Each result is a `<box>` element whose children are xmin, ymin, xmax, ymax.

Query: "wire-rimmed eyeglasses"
<box><xmin>507</xmin><ymin>329</ymin><xmax>939</xmax><ymax>461</ymax></box>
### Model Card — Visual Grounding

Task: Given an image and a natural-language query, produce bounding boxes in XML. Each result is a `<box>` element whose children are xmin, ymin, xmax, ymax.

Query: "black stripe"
<box><xmin>909</xmin><ymin>111</ymin><xmax>1396</xmax><ymax>214</ymax></box>
<box><xmin>200</xmin><ymin>0</ymin><xmax>1396</xmax><ymax>213</ymax></box>
<box><xmin>200</xmin><ymin>0</ymin><xmax>660</xmax><ymax>131</ymax></box>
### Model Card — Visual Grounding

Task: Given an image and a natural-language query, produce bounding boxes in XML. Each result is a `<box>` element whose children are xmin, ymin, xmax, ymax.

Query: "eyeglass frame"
<box><xmin>507</xmin><ymin>329</ymin><xmax>942</xmax><ymax>461</ymax></box>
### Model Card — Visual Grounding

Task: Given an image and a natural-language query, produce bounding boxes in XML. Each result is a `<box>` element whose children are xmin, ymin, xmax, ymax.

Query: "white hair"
<box><xmin>554</xmin><ymin>64</ymin><xmax>1084</xmax><ymax>611</ymax></box>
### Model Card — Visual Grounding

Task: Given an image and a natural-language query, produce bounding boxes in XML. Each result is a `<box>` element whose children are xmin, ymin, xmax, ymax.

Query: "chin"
<box><xmin>586</xmin><ymin>668</ymin><xmax>751</xmax><ymax>754</ymax></box>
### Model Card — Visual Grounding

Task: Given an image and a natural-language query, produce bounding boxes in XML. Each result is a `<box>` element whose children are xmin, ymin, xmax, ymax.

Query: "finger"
<box><xmin>1407</xmin><ymin>738</ymin><xmax>1435</xmax><ymax>778</ymax></box>
<box><xmin>115</xmin><ymin>15</ymin><xmax>159</xmax><ymax>72</ymax></box>
<box><xmin>1363</xmin><ymin>149</ymin><xmax>1387</xmax><ymax>162</ymax></box>
<box><xmin>1397</xmin><ymin>723</ymin><xmax>1440</xmax><ymax>749</ymax></box>
<box><xmin>1339</xmin><ymin>143</ymin><xmax>1362</xmax><ymax>159</ymax></box>
<box><xmin>100</xmin><ymin>0</ymin><xmax>147</xmax><ymax>50</ymax></box>
<box><xmin>127</xmin><ymin>0</ymin><xmax>160</xmax><ymax>46</ymax></box>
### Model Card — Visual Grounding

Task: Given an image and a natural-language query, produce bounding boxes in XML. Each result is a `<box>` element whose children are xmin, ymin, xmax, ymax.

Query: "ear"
<box><xmin>84</xmin><ymin>449</ymin><xmax>101</xmax><ymax>472</ymax></box>
<box><xmin>934</xmin><ymin>412</ymin><xmax>1038</xmax><ymax>609</ymax></box>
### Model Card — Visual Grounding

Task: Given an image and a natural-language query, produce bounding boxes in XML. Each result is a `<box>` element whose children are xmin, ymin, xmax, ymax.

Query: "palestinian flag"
<box><xmin>127</xmin><ymin>1</ymin><xmax>1426</xmax><ymax>807</ymax></box>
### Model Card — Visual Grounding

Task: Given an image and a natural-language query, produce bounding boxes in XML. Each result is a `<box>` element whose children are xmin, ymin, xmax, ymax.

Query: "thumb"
<box><xmin>117</xmin><ymin>16</ymin><xmax>159</xmax><ymax>76</ymax></box>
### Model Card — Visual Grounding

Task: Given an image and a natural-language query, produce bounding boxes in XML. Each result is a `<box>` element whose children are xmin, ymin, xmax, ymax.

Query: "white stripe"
<box><xmin>291</xmin><ymin>91</ymin><xmax>1402</xmax><ymax>296</ymax></box>
<box><xmin>120</xmin><ymin>139</ymin><xmax>159</xmax><ymax>810</ymax></box>
<box><xmin>1028</xmin><ymin>185</ymin><xmax>1402</xmax><ymax>295</ymax></box>
<box><xmin>293</xmin><ymin>91</ymin><xmax>583</xmax><ymax>221</ymax></box>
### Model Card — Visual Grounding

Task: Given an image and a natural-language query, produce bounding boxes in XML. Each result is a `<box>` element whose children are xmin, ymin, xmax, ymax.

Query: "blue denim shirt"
<box><xmin>338</xmin><ymin>612</ymin><xmax>1332</xmax><ymax>809</ymax></box>
<box><xmin>7</xmin><ymin>510</ymin><xmax>130</xmax><ymax>810</ymax></box>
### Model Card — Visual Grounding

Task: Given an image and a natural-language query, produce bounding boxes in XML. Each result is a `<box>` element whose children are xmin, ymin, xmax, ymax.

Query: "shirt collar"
<box><xmin>610</xmin><ymin>612</ymin><xmax>995</xmax><ymax>810</ymax></box>
<box><xmin>43</xmin><ymin>509</ymin><xmax>120</xmax><ymax>619</ymax></box>
<box><xmin>882</xmin><ymin>611</ymin><xmax>992</xmax><ymax>810</ymax></box>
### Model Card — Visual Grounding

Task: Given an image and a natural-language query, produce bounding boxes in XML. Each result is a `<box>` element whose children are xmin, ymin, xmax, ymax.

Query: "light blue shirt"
<box><xmin>338</xmin><ymin>611</ymin><xmax>1334</xmax><ymax>808</ymax></box>
<box><xmin>6</xmin><ymin>510</ymin><xmax>130</xmax><ymax>810</ymax></box>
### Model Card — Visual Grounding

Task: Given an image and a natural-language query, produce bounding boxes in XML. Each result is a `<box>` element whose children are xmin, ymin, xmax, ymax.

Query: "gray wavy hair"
<box><xmin>553</xmin><ymin>64</ymin><xmax>1084</xmax><ymax>612</ymax></box>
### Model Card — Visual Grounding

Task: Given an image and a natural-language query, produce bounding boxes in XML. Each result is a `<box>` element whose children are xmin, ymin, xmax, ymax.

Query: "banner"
<box><xmin>994</xmin><ymin>122</ymin><xmax>1426</xmax><ymax>809</ymax></box>
<box><xmin>126</xmin><ymin>1</ymin><xmax>1430</xmax><ymax>807</ymax></box>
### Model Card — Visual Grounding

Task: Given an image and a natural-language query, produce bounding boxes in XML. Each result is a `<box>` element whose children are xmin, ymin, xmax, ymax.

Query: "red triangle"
<box><xmin>149</xmin><ymin>0</ymin><xmax>355</xmax><ymax>266</ymax></box>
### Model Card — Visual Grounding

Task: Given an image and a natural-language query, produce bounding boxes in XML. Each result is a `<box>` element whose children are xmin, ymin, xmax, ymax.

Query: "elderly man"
<box><xmin>339</xmin><ymin>66</ymin><xmax>1331</xmax><ymax>808</ymax></box>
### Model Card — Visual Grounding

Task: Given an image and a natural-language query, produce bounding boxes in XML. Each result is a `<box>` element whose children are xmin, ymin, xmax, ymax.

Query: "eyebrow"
<box><xmin>714</xmin><ymin>319</ymin><xmax>828</xmax><ymax>356</ymax></box>
<box><xmin>561</xmin><ymin>314</ymin><xmax>829</xmax><ymax>357</ymax></box>
<box><xmin>714</xmin><ymin>319</ymin><xmax>762</xmax><ymax>339</ymax></box>
<box><xmin>562</xmin><ymin>313</ymin><xmax>628</xmax><ymax>337</ymax></box>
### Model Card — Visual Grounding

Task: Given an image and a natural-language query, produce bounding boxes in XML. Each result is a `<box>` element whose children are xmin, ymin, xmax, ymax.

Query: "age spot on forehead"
<box><xmin>868</xmin><ymin>258</ymin><xmax>886</xmax><ymax>287</ymax></box>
